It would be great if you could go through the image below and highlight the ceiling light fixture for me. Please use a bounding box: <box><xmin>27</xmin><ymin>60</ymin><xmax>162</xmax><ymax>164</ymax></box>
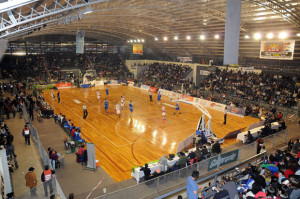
<box><xmin>278</xmin><ymin>31</ymin><xmax>288</xmax><ymax>39</ymax></box>
<box><xmin>244</xmin><ymin>35</ymin><xmax>250</xmax><ymax>39</ymax></box>
<box><xmin>254</xmin><ymin>33</ymin><xmax>261</xmax><ymax>40</ymax></box>
<box><xmin>200</xmin><ymin>35</ymin><xmax>205</xmax><ymax>40</ymax></box>
<box><xmin>266</xmin><ymin>32</ymin><xmax>274</xmax><ymax>39</ymax></box>
<box><xmin>154</xmin><ymin>37</ymin><xmax>158</xmax><ymax>41</ymax></box>
<box><xmin>215</xmin><ymin>35</ymin><xmax>219</xmax><ymax>39</ymax></box>
<box><xmin>141</xmin><ymin>39</ymin><xmax>144</xmax><ymax>42</ymax></box>
<box><xmin>186</xmin><ymin>35</ymin><xmax>191</xmax><ymax>40</ymax></box>
<box><xmin>174</xmin><ymin>36</ymin><xmax>178</xmax><ymax>40</ymax></box>
<box><xmin>163</xmin><ymin>36</ymin><xmax>168</xmax><ymax>41</ymax></box>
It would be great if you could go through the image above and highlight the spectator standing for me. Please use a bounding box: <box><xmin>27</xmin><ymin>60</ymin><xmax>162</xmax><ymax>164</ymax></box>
<box><xmin>287</xmin><ymin>139</ymin><xmax>294</xmax><ymax>152</ymax></box>
<box><xmin>224</xmin><ymin>107</ymin><xmax>227</xmax><ymax>125</ymax></box>
<box><xmin>292</xmin><ymin>139</ymin><xmax>299</xmax><ymax>155</ymax></box>
<box><xmin>140</xmin><ymin>163</ymin><xmax>151</xmax><ymax>181</ymax></box>
<box><xmin>25</xmin><ymin>167</ymin><xmax>37</xmax><ymax>197</ymax></box>
<box><xmin>223</xmin><ymin>177</ymin><xmax>238</xmax><ymax>199</ymax></box>
<box><xmin>82</xmin><ymin>104</ymin><xmax>88</xmax><ymax>119</ymax></box>
<box><xmin>257</xmin><ymin>136</ymin><xmax>264</xmax><ymax>154</ymax></box>
<box><xmin>41</xmin><ymin>165</ymin><xmax>55</xmax><ymax>198</ymax></box>
<box><xmin>22</xmin><ymin>124</ymin><xmax>31</xmax><ymax>145</ymax></box>
<box><xmin>186</xmin><ymin>170</ymin><xmax>201</xmax><ymax>199</ymax></box>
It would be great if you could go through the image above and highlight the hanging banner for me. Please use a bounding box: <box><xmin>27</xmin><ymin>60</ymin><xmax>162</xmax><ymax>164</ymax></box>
<box><xmin>76</xmin><ymin>30</ymin><xmax>85</xmax><ymax>54</ymax></box>
<box><xmin>200</xmin><ymin>70</ymin><xmax>210</xmax><ymax>76</ymax></box>
<box><xmin>177</xmin><ymin>56</ymin><xmax>192</xmax><ymax>63</ymax></box>
<box><xmin>86</xmin><ymin>143</ymin><xmax>96</xmax><ymax>169</ymax></box>
<box><xmin>133</xmin><ymin>44</ymin><xmax>143</xmax><ymax>55</ymax></box>
<box><xmin>260</xmin><ymin>40</ymin><xmax>295</xmax><ymax>60</ymax></box>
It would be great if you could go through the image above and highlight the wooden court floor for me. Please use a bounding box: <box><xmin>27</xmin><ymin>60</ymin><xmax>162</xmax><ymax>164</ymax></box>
<box><xmin>42</xmin><ymin>86</ymin><xmax>258</xmax><ymax>182</ymax></box>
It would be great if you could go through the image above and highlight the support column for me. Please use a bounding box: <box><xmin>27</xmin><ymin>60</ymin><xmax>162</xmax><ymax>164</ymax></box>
<box><xmin>223</xmin><ymin>0</ymin><xmax>242</xmax><ymax>65</ymax></box>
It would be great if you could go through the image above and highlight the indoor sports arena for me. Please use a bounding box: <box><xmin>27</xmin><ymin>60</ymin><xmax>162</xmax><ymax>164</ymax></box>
<box><xmin>0</xmin><ymin>0</ymin><xmax>299</xmax><ymax>199</ymax></box>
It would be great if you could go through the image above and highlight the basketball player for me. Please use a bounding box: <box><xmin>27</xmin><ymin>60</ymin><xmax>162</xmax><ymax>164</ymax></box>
<box><xmin>51</xmin><ymin>90</ymin><xmax>55</xmax><ymax>99</ymax></box>
<box><xmin>104</xmin><ymin>98</ymin><xmax>109</xmax><ymax>114</ymax></box>
<box><xmin>106</xmin><ymin>87</ymin><xmax>109</xmax><ymax>96</ymax></box>
<box><xmin>121</xmin><ymin>96</ymin><xmax>125</xmax><ymax>110</ymax></box>
<box><xmin>157</xmin><ymin>92</ymin><xmax>161</xmax><ymax>104</ymax></box>
<box><xmin>161</xmin><ymin>105</ymin><xmax>166</xmax><ymax>120</ymax></box>
<box><xmin>129</xmin><ymin>101</ymin><xmax>133</xmax><ymax>117</ymax></box>
<box><xmin>57</xmin><ymin>91</ymin><xmax>60</xmax><ymax>103</ymax></box>
<box><xmin>115</xmin><ymin>101</ymin><xmax>121</xmax><ymax>118</ymax></box>
<box><xmin>96</xmin><ymin>89</ymin><xmax>100</xmax><ymax>103</ymax></box>
<box><xmin>174</xmin><ymin>102</ymin><xmax>181</xmax><ymax>114</ymax></box>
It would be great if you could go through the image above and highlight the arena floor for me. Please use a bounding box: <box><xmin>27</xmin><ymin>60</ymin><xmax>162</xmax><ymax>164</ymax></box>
<box><xmin>42</xmin><ymin>86</ymin><xmax>259</xmax><ymax>182</ymax></box>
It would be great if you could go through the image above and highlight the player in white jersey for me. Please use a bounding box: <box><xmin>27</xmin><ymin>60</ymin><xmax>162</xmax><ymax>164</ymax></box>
<box><xmin>51</xmin><ymin>90</ymin><xmax>55</xmax><ymax>99</ymax></box>
<box><xmin>161</xmin><ymin>105</ymin><xmax>166</xmax><ymax>120</ymax></box>
<box><xmin>115</xmin><ymin>101</ymin><xmax>121</xmax><ymax>118</ymax></box>
<box><xmin>96</xmin><ymin>89</ymin><xmax>101</xmax><ymax>103</ymax></box>
<box><xmin>121</xmin><ymin>96</ymin><xmax>125</xmax><ymax>110</ymax></box>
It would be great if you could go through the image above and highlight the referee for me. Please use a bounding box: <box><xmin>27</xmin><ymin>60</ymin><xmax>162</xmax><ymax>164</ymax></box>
<box><xmin>83</xmin><ymin>104</ymin><xmax>88</xmax><ymax>119</ymax></box>
<box><xmin>224</xmin><ymin>107</ymin><xmax>227</xmax><ymax>124</ymax></box>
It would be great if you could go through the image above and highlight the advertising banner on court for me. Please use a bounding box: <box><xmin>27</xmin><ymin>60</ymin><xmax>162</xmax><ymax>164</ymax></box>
<box><xmin>208</xmin><ymin>149</ymin><xmax>239</xmax><ymax>171</ymax></box>
<box><xmin>128</xmin><ymin>81</ymin><xmax>134</xmax><ymax>87</ymax></box>
<box><xmin>56</xmin><ymin>82</ymin><xmax>71</xmax><ymax>89</ymax></box>
<box><xmin>86</xmin><ymin>142</ymin><xmax>96</xmax><ymax>170</ymax></box>
<box><xmin>227</xmin><ymin>106</ymin><xmax>245</xmax><ymax>116</ymax></box>
<box><xmin>148</xmin><ymin>87</ymin><xmax>158</xmax><ymax>93</ymax></box>
<box><xmin>133</xmin><ymin>44</ymin><xmax>143</xmax><ymax>55</ymax></box>
<box><xmin>36</xmin><ymin>84</ymin><xmax>56</xmax><ymax>89</ymax></box>
<box><xmin>108</xmin><ymin>80</ymin><xmax>119</xmax><ymax>85</ymax></box>
<box><xmin>260</xmin><ymin>40</ymin><xmax>295</xmax><ymax>60</ymax></box>
<box><xmin>158</xmin><ymin>89</ymin><xmax>166</xmax><ymax>96</ymax></box>
<box><xmin>181</xmin><ymin>95</ymin><xmax>194</xmax><ymax>102</ymax></box>
<box><xmin>193</xmin><ymin>98</ymin><xmax>226</xmax><ymax>112</ymax></box>
<box><xmin>141</xmin><ymin>84</ymin><xmax>150</xmax><ymax>91</ymax></box>
<box><xmin>239</xmin><ymin>66</ymin><xmax>254</xmax><ymax>74</ymax></box>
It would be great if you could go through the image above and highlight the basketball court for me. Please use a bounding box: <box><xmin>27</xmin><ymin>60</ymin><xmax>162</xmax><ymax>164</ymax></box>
<box><xmin>42</xmin><ymin>86</ymin><xmax>258</xmax><ymax>182</ymax></box>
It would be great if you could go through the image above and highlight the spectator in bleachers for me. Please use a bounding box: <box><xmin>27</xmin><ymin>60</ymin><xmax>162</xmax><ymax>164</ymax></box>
<box><xmin>158</xmin><ymin>155</ymin><xmax>169</xmax><ymax>172</ymax></box>
<box><xmin>213</xmin><ymin>183</ymin><xmax>230</xmax><ymax>199</ymax></box>
<box><xmin>186</xmin><ymin>170</ymin><xmax>201</xmax><ymax>199</ymax></box>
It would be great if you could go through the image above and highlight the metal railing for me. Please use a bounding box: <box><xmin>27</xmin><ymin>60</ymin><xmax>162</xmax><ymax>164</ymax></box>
<box><xmin>15</xmin><ymin>106</ymin><xmax>66</xmax><ymax>199</ymax></box>
<box><xmin>87</xmin><ymin>129</ymin><xmax>287</xmax><ymax>199</ymax></box>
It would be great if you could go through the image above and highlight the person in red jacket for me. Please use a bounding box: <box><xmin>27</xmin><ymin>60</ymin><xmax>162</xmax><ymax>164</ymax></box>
<box><xmin>41</xmin><ymin>165</ymin><xmax>55</xmax><ymax>197</ymax></box>
<box><xmin>22</xmin><ymin>125</ymin><xmax>31</xmax><ymax>145</ymax></box>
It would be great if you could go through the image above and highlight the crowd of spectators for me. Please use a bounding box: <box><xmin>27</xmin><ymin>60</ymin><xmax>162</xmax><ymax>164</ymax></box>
<box><xmin>1</xmin><ymin>52</ymin><xmax>133</xmax><ymax>85</ymax></box>
<box><xmin>190</xmin><ymin>68</ymin><xmax>299</xmax><ymax>109</ymax></box>
<box><xmin>138</xmin><ymin>62</ymin><xmax>191</xmax><ymax>90</ymax></box>
<box><xmin>186</xmin><ymin>141</ymin><xmax>300</xmax><ymax>199</ymax></box>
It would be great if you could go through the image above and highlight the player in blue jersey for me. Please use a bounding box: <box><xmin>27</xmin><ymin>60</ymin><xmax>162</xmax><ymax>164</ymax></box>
<box><xmin>106</xmin><ymin>87</ymin><xmax>109</xmax><ymax>96</ymax></box>
<box><xmin>129</xmin><ymin>101</ymin><xmax>133</xmax><ymax>117</ymax></box>
<box><xmin>157</xmin><ymin>92</ymin><xmax>161</xmax><ymax>105</ymax></box>
<box><xmin>174</xmin><ymin>102</ymin><xmax>181</xmax><ymax>114</ymax></box>
<box><xmin>104</xmin><ymin>98</ymin><xmax>109</xmax><ymax>114</ymax></box>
